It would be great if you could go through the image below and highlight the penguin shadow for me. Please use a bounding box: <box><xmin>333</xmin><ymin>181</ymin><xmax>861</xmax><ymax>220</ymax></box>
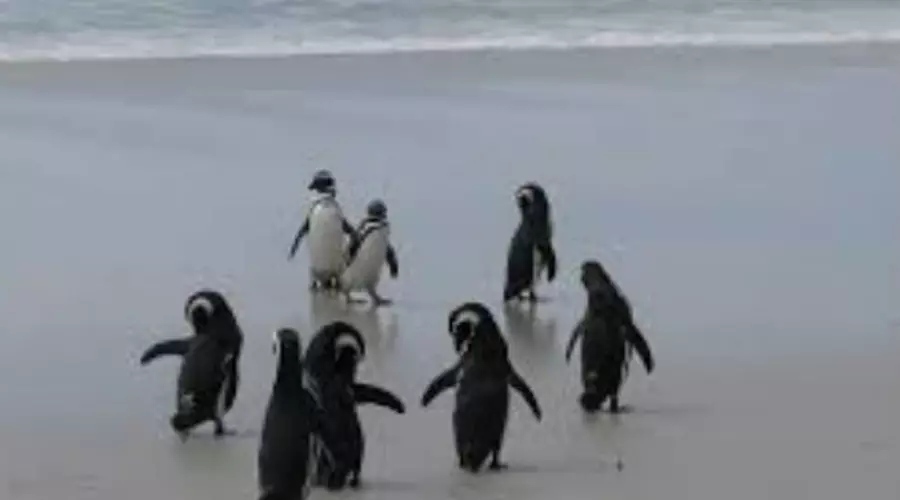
<box><xmin>501</xmin><ymin>303</ymin><xmax>559</xmax><ymax>371</ymax></box>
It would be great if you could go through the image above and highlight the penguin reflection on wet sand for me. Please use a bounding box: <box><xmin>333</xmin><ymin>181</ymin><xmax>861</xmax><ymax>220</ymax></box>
<box><xmin>504</xmin><ymin>182</ymin><xmax>558</xmax><ymax>304</ymax></box>
<box><xmin>422</xmin><ymin>302</ymin><xmax>542</xmax><ymax>473</ymax></box>
<box><xmin>258</xmin><ymin>328</ymin><xmax>339</xmax><ymax>500</ymax></box>
<box><xmin>304</xmin><ymin>321</ymin><xmax>406</xmax><ymax>490</ymax></box>
<box><xmin>340</xmin><ymin>199</ymin><xmax>399</xmax><ymax>307</ymax></box>
<box><xmin>139</xmin><ymin>289</ymin><xmax>244</xmax><ymax>439</ymax></box>
<box><xmin>288</xmin><ymin>169</ymin><xmax>358</xmax><ymax>292</ymax></box>
<box><xmin>565</xmin><ymin>260</ymin><xmax>655</xmax><ymax>414</ymax></box>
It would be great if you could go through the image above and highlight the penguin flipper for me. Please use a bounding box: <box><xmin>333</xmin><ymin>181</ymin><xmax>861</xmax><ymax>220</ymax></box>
<box><xmin>386</xmin><ymin>245</ymin><xmax>399</xmax><ymax>278</ymax></box>
<box><xmin>508</xmin><ymin>368</ymin><xmax>542</xmax><ymax>421</ymax></box>
<box><xmin>342</xmin><ymin>218</ymin><xmax>360</xmax><ymax>249</ymax></box>
<box><xmin>565</xmin><ymin>321</ymin><xmax>585</xmax><ymax>363</ymax></box>
<box><xmin>352</xmin><ymin>383</ymin><xmax>405</xmax><ymax>414</ymax></box>
<box><xmin>421</xmin><ymin>363</ymin><xmax>462</xmax><ymax>407</ymax></box>
<box><xmin>222</xmin><ymin>357</ymin><xmax>240</xmax><ymax>412</ymax></box>
<box><xmin>536</xmin><ymin>239</ymin><xmax>557</xmax><ymax>282</ymax></box>
<box><xmin>140</xmin><ymin>337</ymin><xmax>191</xmax><ymax>365</ymax></box>
<box><xmin>288</xmin><ymin>217</ymin><xmax>310</xmax><ymax>259</ymax></box>
<box><xmin>626</xmin><ymin>326</ymin><xmax>655</xmax><ymax>374</ymax></box>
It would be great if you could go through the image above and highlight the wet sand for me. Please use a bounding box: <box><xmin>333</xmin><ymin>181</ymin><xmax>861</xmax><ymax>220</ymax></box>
<box><xmin>1</xmin><ymin>43</ymin><xmax>898</xmax><ymax>499</ymax></box>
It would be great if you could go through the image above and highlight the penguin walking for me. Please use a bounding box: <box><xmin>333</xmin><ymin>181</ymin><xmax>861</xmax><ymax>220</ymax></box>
<box><xmin>503</xmin><ymin>182</ymin><xmax>557</xmax><ymax>304</ymax></box>
<box><xmin>304</xmin><ymin>321</ymin><xmax>405</xmax><ymax>490</ymax></box>
<box><xmin>421</xmin><ymin>302</ymin><xmax>542</xmax><ymax>472</ymax></box>
<box><xmin>257</xmin><ymin>328</ymin><xmax>339</xmax><ymax>500</ymax></box>
<box><xmin>139</xmin><ymin>289</ymin><xmax>244</xmax><ymax>438</ymax></box>
<box><xmin>340</xmin><ymin>199</ymin><xmax>399</xmax><ymax>307</ymax></box>
<box><xmin>288</xmin><ymin>170</ymin><xmax>358</xmax><ymax>292</ymax></box>
<box><xmin>565</xmin><ymin>260</ymin><xmax>654</xmax><ymax>413</ymax></box>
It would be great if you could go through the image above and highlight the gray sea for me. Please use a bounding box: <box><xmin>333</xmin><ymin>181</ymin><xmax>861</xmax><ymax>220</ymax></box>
<box><xmin>1</xmin><ymin>0</ymin><xmax>900</xmax><ymax>60</ymax></box>
<box><xmin>1</xmin><ymin>1</ymin><xmax>899</xmax><ymax>500</ymax></box>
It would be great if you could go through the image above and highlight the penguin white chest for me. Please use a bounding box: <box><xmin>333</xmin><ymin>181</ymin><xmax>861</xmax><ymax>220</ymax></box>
<box><xmin>307</xmin><ymin>203</ymin><xmax>346</xmax><ymax>274</ymax></box>
<box><xmin>342</xmin><ymin>226</ymin><xmax>390</xmax><ymax>291</ymax></box>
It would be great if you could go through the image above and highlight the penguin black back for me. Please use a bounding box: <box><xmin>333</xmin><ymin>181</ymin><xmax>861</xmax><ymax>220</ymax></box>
<box><xmin>258</xmin><ymin>328</ymin><xmax>337</xmax><ymax>500</ymax></box>
<box><xmin>504</xmin><ymin>183</ymin><xmax>557</xmax><ymax>303</ymax></box>
<box><xmin>566</xmin><ymin>260</ymin><xmax>654</xmax><ymax>413</ymax></box>
<box><xmin>139</xmin><ymin>289</ymin><xmax>244</xmax><ymax>438</ymax></box>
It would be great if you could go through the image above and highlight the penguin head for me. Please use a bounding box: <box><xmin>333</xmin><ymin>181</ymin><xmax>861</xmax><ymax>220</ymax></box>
<box><xmin>581</xmin><ymin>260</ymin><xmax>613</xmax><ymax>294</ymax></box>
<box><xmin>515</xmin><ymin>182</ymin><xmax>550</xmax><ymax>222</ymax></box>
<box><xmin>366</xmin><ymin>199</ymin><xmax>388</xmax><ymax>220</ymax></box>
<box><xmin>184</xmin><ymin>294</ymin><xmax>216</xmax><ymax>332</ymax></box>
<box><xmin>448</xmin><ymin>302</ymin><xmax>496</xmax><ymax>354</ymax></box>
<box><xmin>319</xmin><ymin>321</ymin><xmax>365</xmax><ymax>378</ymax></box>
<box><xmin>334</xmin><ymin>331</ymin><xmax>363</xmax><ymax>377</ymax></box>
<box><xmin>272</xmin><ymin>328</ymin><xmax>303</xmax><ymax>363</ymax></box>
<box><xmin>515</xmin><ymin>185</ymin><xmax>535</xmax><ymax>214</ymax></box>
<box><xmin>308</xmin><ymin>169</ymin><xmax>337</xmax><ymax>196</ymax></box>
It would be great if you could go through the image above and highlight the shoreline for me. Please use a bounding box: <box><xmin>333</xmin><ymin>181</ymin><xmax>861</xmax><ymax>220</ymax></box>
<box><xmin>0</xmin><ymin>37</ymin><xmax>898</xmax><ymax>69</ymax></box>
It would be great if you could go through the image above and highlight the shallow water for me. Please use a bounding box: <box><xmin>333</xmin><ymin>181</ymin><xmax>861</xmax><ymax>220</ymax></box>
<box><xmin>1</xmin><ymin>45</ymin><xmax>899</xmax><ymax>499</ymax></box>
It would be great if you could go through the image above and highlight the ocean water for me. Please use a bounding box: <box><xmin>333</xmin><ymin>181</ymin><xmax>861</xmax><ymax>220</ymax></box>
<box><xmin>1</xmin><ymin>0</ymin><xmax>900</xmax><ymax>61</ymax></box>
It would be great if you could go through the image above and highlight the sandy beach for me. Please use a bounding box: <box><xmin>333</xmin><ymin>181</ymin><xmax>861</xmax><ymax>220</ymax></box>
<box><xmin>1</xmin><ymin>43</ymin><xmax>898</xmax><ymax>499</ymax></box>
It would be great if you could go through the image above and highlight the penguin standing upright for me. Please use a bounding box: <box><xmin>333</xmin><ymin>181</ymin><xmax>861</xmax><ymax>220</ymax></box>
<box><xmin>257</xmin><ymin>328</ymin><xmax>339</xmax><ymax>500</ymax></box>
<box><xmin>303</xmin><ymin>321</ymin><xmax>405</xmax><ymax>490</ymax></box>
<box><xmin>421</xmin><ymin>302</ymin><xmax>542</xmax><ymax>473</ymax></box>
<box><xmin>565</xmin><ymin>260</ymin><xmax>655</xmax><ymax>413</ymax></box>
<box><xmin>288</xmin><ymin>170</ymin><xmax>358</xmax><ymax>292</ymax></box>
<box><xmin>504</xmin><ymin>182</ymin><xmax>557</xmax><ymax>304</ymax></box>
<box><xmin>340</xmin><ymin>199</ymin><xmax>399</xmax><ymax>307</ymax></box>
<box><xmin>139</xmin><ymin>289</ymin><xmax>244</xmax><ymax>438</ymax></box>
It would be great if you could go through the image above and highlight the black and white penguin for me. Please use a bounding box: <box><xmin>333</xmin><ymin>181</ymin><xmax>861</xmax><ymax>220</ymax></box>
<box><xmin>304</xmin><ymin>321</ymin><xmax>405</xmax><ymax>490</ymax></box>
<box><xmin>340</xmin><ymin>199</ymin><xmax>399</xmax><ymax>307</ymax></box>
<box><xmin>139</xmin><ymin>290</ymin><xmax>243</xmax><ymax>438</ymax></box>
<box><xmin>503</xmin><ymin>182</ymin><xmax>558</xmax><ymax>304</ymax></box>
<box><xmin>422</xmin><ymin>302</ymin><xmax>542</xmax><ymax>473</ymax></box>
<box><xmin>288</xmin><ymin>169</ymin><xmax>358</xmax><ymax>292</ymax></box>
<box><xmin>565</xmin><ymin>260</ymin><xmax>654</xmax><ymax>413</ymax></box>
<box><xmin>257</xmin><ymin>328</ymin><xmax>339</xmax><ymax>500</ymax></box>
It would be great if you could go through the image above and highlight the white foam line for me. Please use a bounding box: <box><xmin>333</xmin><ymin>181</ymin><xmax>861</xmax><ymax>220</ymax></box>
<box><xmin>1</xmin><ymin>30</ymin><xmax>900</xmax><ymax>63</ymax></box>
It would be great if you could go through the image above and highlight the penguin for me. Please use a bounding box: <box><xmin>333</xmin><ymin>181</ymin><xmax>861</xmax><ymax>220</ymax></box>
<box><xmin>303</xmin><ymin>321</ymin><xmax>406</xmax><ymax>490</ymax></box>
<box><xmin>139</xmin><ymin>289</ymin><xmax>244</xmax><ymax>439</ymax></box>
<box><xmin>565</xmin><ymin>260</ymin><xmax>654</xmax><ymax>413</ymax></box>
<box><xmin>503</xmin><ymin>182</ymin><xmax>557</xmax><ymax>304</ymax></box>
<box><xmin>288</xmin><ymin>169</ymin><xmax>358</xmax><ymax>292</ymax></box>
<box><xmin>257</xmin><ymin>328</ymin><xmax>339</xmax><ymax>500</ymax></box>
<box><xmin>421</xmin><ymin>302</ymin><xmax>542</xmax><ymax>473</ymax></box>
<box><xmin>340</xmin><ymin>199</ymin><xmax>399</xmax><ymax>307</ymax></box>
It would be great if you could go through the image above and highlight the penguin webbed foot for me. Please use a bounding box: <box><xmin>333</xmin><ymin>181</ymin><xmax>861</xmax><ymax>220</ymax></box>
<box><xmin>213</xmin><ymin>419</ymin><xmax>235</xmax><ymax>438</ymax></box>
<box><xmin>348</xmin><ymin>470</ymin><xmax>361</xmax><ymax>489</ymax></box>
<box><xmin>579</xmin><ymin>392</ymin><xmax>605</xmax><ymax>413</ymax></box>
<box><xmin>367</xmin><ymin>289</ymin><xmax>392</xmax><ymax>307</ymax></box>
<box><xmin>608</xmin><ymin>399</ymin><xmax>633</xmax><ymax>414</ymax></box>
<box><xmin>488</xmin><ymin>452</ymin><xmax>508</xmax><ymax>471</ymax></box>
